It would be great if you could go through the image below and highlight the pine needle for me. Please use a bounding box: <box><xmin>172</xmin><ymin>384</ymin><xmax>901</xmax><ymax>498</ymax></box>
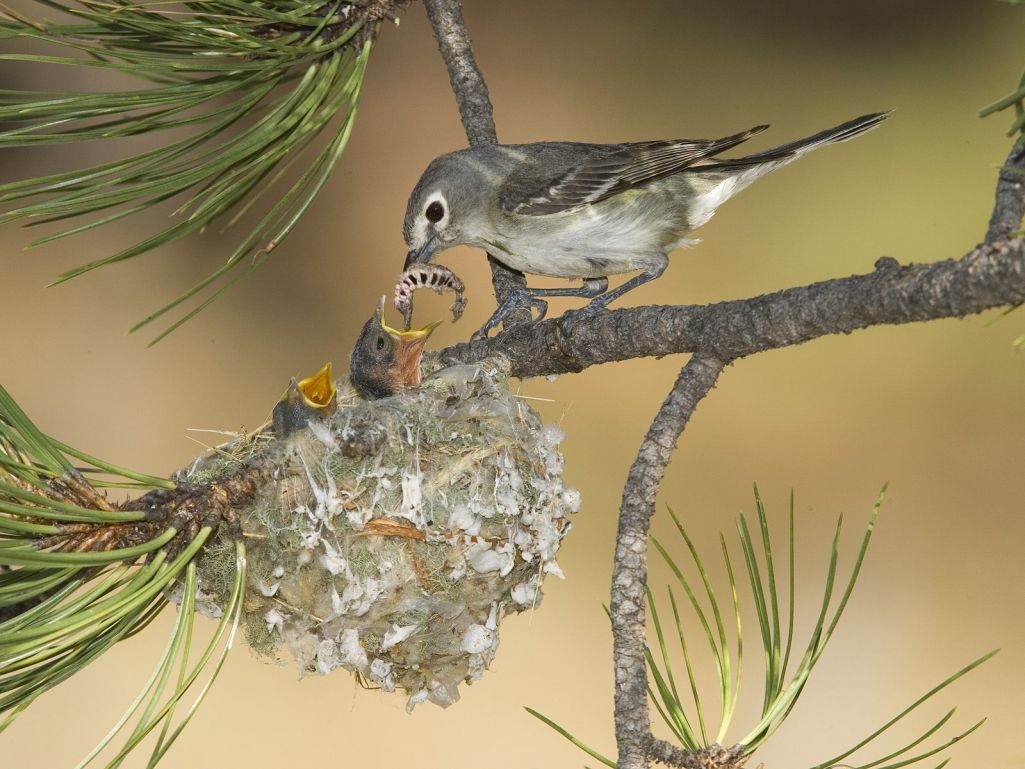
<box><xmin>1</xmin><ymin>1</ymin><xmax>382</xmax><ymax>341</ymax></box>
<box><xmin>531</xmin><ymin>488</ymin><xmax>992</xmax><ymax>769</ymax></box>
<box><xmin>0</xmin><ymin>380</ymin><xmax>242</xmax><ymax>767</ymax></box>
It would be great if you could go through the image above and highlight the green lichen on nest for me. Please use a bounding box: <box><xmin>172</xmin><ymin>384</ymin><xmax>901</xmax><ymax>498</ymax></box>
<box><xmin>181</xmin><ymin>360</ymin><xmax>578</xmax><ymax>710</ymax></box>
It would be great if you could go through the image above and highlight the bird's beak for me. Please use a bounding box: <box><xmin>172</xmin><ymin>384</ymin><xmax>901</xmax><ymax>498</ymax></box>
<box><xmin>273</xmin><ymin>361</ymin><xmax>337</xmax><ymax>438</ymax></box>
<box><xmin>377</xmin><ymin>297</ymin><xmax>442</xmax><ymax>389</ymax></box>
<box><xmin>404</xmin><ymin>238</ymin><xmax>436</xmax><ymax>270</ymax></box>
<box><xmin>295</xmin><ymin>361</ymin><xmax>338</xmax><ymax>416</ymax></box>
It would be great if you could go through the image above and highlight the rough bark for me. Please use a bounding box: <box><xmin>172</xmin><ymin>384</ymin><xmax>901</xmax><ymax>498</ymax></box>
<box><xmin>422</xmin><ymin>0</ymin><xmax>531</xmax><ymax>327</ymax></box>
<box><xmin>437</xmin><ymin>238</ymin><xmax>1025</xmax><ymax>377</ymax></box>
<box><xmin>611</xmin><ymin>355</ymin><xmax>725</xmax><ymax>768</ymax></box>
<box><xmin>985</xmin><ymin>142</ymin><xmax>1025</xmax><ymax>242</ymax></box>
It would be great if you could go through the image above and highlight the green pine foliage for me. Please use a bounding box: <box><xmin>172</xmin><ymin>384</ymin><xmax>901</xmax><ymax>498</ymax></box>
<box><xmin>528</xmin><ymin>488</ymin><xmax>994</xmax><ymax>768</ymax></box>
<box><xmin>0</xmin><ymin>0</ymin><xmax>378</xmax><ymax>343</ymax></box>
<box><xmin>0</xmin><ymin>382</ymin><xmax>245</xmax><ymax>767</ymax></box>
<box><xmin>980</xmin><ymin>74</ymin><xmax>1025</xmax><ymax>139</ymax></box>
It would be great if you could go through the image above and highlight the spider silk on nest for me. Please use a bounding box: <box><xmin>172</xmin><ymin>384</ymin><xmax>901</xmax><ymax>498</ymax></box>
<box><xmin>174</xmin><ymin>357</ymin><xmax>579</xmax><ymax>711</ymax></box>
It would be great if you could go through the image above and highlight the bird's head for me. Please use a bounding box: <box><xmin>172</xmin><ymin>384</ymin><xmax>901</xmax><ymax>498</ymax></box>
<box><xmin>403</xmin><ymin>151</ymin><xmax>492</xmax><ymax>269</ymax></box>
<box><xmin>272</xmin><ymin>362</ymin><xmax>338</xmax><ymax>438</ymax></box>
<box><xmin>349</xmin><ymin>297</ymin><xmax>442</xmax><ymax>400</ymax></box>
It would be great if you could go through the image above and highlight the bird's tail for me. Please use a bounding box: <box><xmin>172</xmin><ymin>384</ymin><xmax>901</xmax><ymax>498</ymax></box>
<box><xmin>697</xmin><ymin>111</ymin><xmax>890</xmax><ymax>171</ymax></box>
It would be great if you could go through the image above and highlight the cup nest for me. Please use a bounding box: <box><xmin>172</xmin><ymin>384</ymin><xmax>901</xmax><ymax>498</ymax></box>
<box><xmin>180</xmin><ymin>359</ymin><xmax>578</xmax><ymax>710</ymax></box>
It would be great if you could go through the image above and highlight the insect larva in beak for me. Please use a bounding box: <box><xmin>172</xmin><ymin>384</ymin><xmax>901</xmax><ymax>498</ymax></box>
<box><xmin>393</xmin><ymin>263</ymin><xmax>467</xmax><ymax>330</ymax></box>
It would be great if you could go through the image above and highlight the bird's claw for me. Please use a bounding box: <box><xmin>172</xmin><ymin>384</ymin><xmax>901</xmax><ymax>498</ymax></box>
<box><xmin>566</xmin><ymin>294</ymin><xmax>613</xmax><ymax>319</ymax></box>
<box><xmin>472</xmin><ymin>290</ymin><xmax>547</xmax><ymax>340</ymax></box>
<box><xmin>532</xmin><ymin>296</ymin><xmax>550</xmax><ymax>322</ymax></box>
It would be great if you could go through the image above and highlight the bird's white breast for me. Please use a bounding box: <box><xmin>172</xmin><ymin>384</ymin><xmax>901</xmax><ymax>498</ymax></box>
<box><xmin>491</xmin><ymin>190</ymin><xmax>688</xmax><ymax>278</ymax></box>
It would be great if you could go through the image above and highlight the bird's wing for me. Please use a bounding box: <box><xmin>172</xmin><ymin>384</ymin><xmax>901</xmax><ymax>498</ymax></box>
<box><xmin>501</xmin><ymin>126</ymin><xmax>769</xmax><ymax>216</ymax></box>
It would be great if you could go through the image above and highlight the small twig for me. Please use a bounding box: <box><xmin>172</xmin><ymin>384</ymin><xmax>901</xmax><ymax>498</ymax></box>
<box><xmin>420</xmin><ymin>0</ymin><xmax>496</xmax><ymax>145</ymax></box>
<box><xmin>49</xmin><ymin>471</ymin><xmax>116</xmax><ymax>512</ymax></box>
<box><xmin>985</xmin><ymin>143</ymin><xmax>1025</xmax><ymax>242</ymax></box>
<box><xmin>610</xmin><ymin>354</ymin><xmax>726</xmax><ymax>769</ymax></box>
<box><xmin>421</xmin><ymin>0</ymin><xmax>531</xmax><ymax>328</ymax></box>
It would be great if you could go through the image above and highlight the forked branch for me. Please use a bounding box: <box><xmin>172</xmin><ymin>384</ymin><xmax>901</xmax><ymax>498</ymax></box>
<box><xmin>420</xmin><ymin>3</ymin><xmax>1025</xmax><ymax>768</ymax></box>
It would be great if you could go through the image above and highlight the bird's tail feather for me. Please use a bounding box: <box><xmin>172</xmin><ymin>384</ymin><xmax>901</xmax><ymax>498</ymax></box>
<box><xmin>697</xmin><ymin>111</ymin><xmax>890</xmax><ymax>171</ymax></box>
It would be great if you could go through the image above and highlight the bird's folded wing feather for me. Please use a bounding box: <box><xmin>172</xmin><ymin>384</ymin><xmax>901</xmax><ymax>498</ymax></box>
<box><xmin>501</xmin><ymin>125</ymin><xmax>768</xmax><ymax>216</ymax></box>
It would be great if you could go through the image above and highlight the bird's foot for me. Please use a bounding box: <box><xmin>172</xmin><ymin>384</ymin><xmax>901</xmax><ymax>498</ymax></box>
<box><xmin>567</xmin><ymin>264</ymin><xmax>667</xmax><ymax>319</ymax></box>
<box><xmin>572</xmin><ymin>294</ymin><xmax>615</xmax><ymax>317</ymax></box>
<box><xmin>562</xmin><ymin>289</ymin><xmax>621</xmax><ymax>324</ymax></box>
<box><xmin>472</xmin><ymin>290</ymin><xmax>548</xmax><ymax>340</ymax></box>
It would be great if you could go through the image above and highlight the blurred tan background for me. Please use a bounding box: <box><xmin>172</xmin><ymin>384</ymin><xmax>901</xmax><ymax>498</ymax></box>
<box><xmin>2</xmin><ymin>1</ymin><xmax>1024</xmax><ymax>767</ymax></box>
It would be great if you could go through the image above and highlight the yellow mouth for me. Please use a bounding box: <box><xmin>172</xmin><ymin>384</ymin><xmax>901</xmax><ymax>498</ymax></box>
<box><xmin>296</xmin><ymin>361</ymin><xmax>337</xmax><ymax>414</ymax></box>
<box><xmin>376</xmin><ymin>296</ymin><xmax>442</xmax><ymax>341</ymax></box>
<box><xmin>374</xmin><ymin>296</ymin><xmax>440</xmax><ymax>389</ymax></box>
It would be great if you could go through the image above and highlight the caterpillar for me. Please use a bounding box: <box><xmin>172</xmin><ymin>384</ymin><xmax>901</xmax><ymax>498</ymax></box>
<box><xmin>394</xmin><ymin>264</ymin><xmax>467</xmax><ymax>330</ymax></box>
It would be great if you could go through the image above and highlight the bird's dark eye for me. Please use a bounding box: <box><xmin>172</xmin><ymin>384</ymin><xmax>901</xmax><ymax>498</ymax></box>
<box><xmin>425</xmin><ymin>200</ymin><xmax>445</xmax><ymax>223</ymax></box>
<box><xmin>375</xmin><ymin>335</ymin><xmax>386</xmax><ymax>351</ymax></box>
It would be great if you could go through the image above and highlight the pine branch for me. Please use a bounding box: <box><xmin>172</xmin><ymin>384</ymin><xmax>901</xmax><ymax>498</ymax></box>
<box><xmin>610</xmin><ymin>354</ymin><xmax>725</xmax><ymax>769</ymax></box>
<box><xmin>0</xmin><ymin>0</ymin><xmax>403</xmax><ymax>342</ymax></box>
<box><xmin>422</xmin><ymin>0</ymin><xmax>531</xmax><ymax>329</ymax></box>
<box><xmin>437</xmin><ymin>231</ymin><xmax>1025</xmax><ymax>377</ymax></box>
<box><xmin>0</xmin><ymin>383</ymin><xmax>249</xmax><ymax>764</ymax></box>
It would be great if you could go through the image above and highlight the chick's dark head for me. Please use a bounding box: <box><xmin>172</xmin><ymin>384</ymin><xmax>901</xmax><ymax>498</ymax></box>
<box><xmin>350</xmin><ymin>297</ymin><xmax>441</xmax><ymax>400</ymax></box>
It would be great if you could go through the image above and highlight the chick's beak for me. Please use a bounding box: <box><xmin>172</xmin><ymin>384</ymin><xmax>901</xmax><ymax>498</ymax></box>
<box><xmin>382</xmin><ymin>316</ymin><xmax>442</xmax><ymax>389</ymax></box>
<box><xmin>296</xmin><ymin>362</ymin><xmax>337</xmax><ymax>416</ymax></box>
<box><xmin>272</xmin><ymin>362</ymin><xmax>336</xmax><ymax>439</ymax></box>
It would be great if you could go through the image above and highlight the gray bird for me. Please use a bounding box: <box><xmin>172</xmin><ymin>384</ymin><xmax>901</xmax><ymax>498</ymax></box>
<box><xmin>403</xmin><ymin>112</ymin><xmax>889</xmax><ymax>336</ymax></box>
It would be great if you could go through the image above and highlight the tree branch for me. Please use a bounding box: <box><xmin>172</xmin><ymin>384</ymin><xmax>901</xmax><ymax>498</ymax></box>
<box><xmin>986</xmin><ymin>143</ymin><xmax>1025</xmax><ymax>242</ymax></box>
<box><xmin>437</xmin><ymin>238</ymin><xmax>1025</xmax><ymax>377</ymax></box>
<box><xmin>419</xmin><ymin>9</ymin><xmax>1025</xmax><ymax>768</ymax></box>
<box><xmin>422</xmin><ymin>0</ymin><xmax>530</xmax><ymax>327</ymax></box>
<box><xmin>420</xmin><ymin>0</ymin><xmax>495</xmax><ymax>145</ymax></box>
<box><xmin>610</xmin><ymin>354</ymin><xmax>726</xmax><ymax>769</ymax></box>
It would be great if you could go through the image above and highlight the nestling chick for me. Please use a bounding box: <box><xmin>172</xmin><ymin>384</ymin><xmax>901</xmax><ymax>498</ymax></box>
<box><xmin>272</xmin><ymin>362</ymin><xmax>338</xmax><ymax>438</ymax></box>
<box><xmin>350</xmin><ymin>297</ymin><xmax>441</xmax><ymax>399</ymax></box>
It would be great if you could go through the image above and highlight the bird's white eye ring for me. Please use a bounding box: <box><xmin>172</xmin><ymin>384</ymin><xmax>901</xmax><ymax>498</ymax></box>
<box><xmin>425</xmin><ymin>200</ymin><xmax>445</xmax><ymax>223</ymax></box>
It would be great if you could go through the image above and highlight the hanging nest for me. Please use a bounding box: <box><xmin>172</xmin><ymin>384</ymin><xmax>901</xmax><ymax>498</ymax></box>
<box><xmin>177</xmin><ymin>358</ymin><xmax>578</xmax><ymax>710</ymax></box>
